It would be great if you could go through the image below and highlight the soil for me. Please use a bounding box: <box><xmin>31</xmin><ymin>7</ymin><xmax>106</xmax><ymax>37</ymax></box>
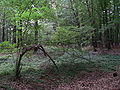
<box><xmin>55</xmin><ymin>71</ymin><xmax>120</xmax><ymax>90</ymax></box>
<box><xmin>0</xmin><ymin>71</ymin><xmax>120</xmax><ymax>90</ymax></box>
<box><xmin>97</xmin><ymin>46</ymin><xmax>120</xmax><ymax>55</ymax></box>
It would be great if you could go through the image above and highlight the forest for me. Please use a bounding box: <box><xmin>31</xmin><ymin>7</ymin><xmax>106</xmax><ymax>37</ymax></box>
<box><xmin>0</xmin><ymin>0</ymin><xmax>120</xmax><ymax>90</ymax></box>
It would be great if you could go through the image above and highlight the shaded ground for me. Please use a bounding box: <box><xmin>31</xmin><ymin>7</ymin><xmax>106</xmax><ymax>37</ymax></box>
<box><xmin>96</xmin><ymin>46</ymin><xmax>120</xmax><ymax>55</ymax></box>
<box><xmin>55</xmin><ymin>71</ymin><xmax>120</xmax><ymax>90</ymax></box>
<box><xmin>1</xmin><ymin>47</ymin><xmax>120</xmax><ymax>90</ymax></box>
<box><xmin>1</xmin><ymin>71</ymin><xmax>120</xmax><ymax>90</ymax></box>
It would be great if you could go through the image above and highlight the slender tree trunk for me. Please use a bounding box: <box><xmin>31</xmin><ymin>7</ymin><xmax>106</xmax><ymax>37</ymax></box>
<box><xmin>2</xmin><ymin>14</ymin><xmax>5</xmax><ymax>42</ymax></box>
<box><xmin>13</xmin><ymin>25</ymin><xmax>17</xmax><ymax>44</ymax></box>
<box><xmin>18</xmin><ymin>21</ymin><xmax>23</xmax><ymax>47</ymax></box>
<box><xmin>35</xmin><ymin>21</ymin><xmax>38</xmax><ymax>44</ymax></box>
<box><xmin>34</xmin><ymin>21</ymin><xmax>39</xmax><ymax>53</ymax></box>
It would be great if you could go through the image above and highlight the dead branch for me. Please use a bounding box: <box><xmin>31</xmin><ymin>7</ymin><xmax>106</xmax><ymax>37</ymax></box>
<box><xmin>15</xmin><ymin>44</ymin><xmax>59</xmax><ymax>79</ymax></box>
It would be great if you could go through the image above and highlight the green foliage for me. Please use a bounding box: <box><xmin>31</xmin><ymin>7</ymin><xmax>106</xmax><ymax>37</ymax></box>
<box><xmin>0</xmin><ymin>0</ymin><xmax>120</xmax><ymax>85</ymax></box>
<box><xmin>0</xmin><ymin>41</ymin><xmax>16</xmax><ymax>53</ymax></box>
<box><xmin>50</xmin><ymin>25</ymin><xmax>93</xmax><ymax>48</ymax></box>
<box><xmin>75</xmin><ymin>25</ymin><xmax>94</xmax><ymax>46</ymax></box>
<box><xmin>51</xmin><ymin>26</ymin><xmax>76</xmax><ymax>46</ymax></box>
<box><xmin>0</xmin><ymin>62</ymin><xmax>14</xmax><ymax>76</ymax></box>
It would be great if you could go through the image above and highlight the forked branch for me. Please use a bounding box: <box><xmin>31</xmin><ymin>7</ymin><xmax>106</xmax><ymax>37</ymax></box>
<box><xmin>15</xmin><ymin>44</ymin><xmax>58</xmax><ymax>79</ymax></box>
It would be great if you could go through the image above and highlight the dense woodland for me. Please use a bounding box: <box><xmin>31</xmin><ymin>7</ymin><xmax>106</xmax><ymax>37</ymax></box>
<box><xmin>0</xmin><ymin>0</ymin><xmax>120</xmax><ymax>50</ymax></box>
<box><xmin>0</xmin><ymin>0</ymin><xmax>120</xmax><ymax>90</ymax></box>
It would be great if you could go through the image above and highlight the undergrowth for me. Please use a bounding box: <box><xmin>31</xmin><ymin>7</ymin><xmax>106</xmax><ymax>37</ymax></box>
<box><xmin>0</xmin><ymin>47</ymin><xmax>120</xmax><ymax>88</ymax></box>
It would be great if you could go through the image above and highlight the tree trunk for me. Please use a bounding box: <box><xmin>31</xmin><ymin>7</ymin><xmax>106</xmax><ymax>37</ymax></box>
<box><xmin>34</xmin><ymin>21</ymin><xmax>39</xmax><ymax>53</ymax></box>
<box><xmin>2</xmin><ymin>14</ymin><xmax>5</xmax><ymax>42</ymax></box>
<box><xmin>18</xmin><ymin>21</ymin><xmax>23</xmax><ymax>47</ymax></box>
<box><xmin>13</xmin><ymin>25</ymin><xmax>17</xmax><ymax>44</ymax></box>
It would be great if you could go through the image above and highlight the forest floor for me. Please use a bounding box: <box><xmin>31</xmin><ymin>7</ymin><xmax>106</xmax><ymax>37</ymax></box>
<box><xmin>97</xmin><ymin>45</ymin><xmax>120</xmax><ymax>55</ymax></box>
<box><xmin>54</xmin><ymin>71</ymin><xmax>120</xmax><ymax>90</ymax></box>
<box><xmin>1</xmin><ymin>47</ymin><xmax>120</xmax><ymax>90</ymax></box>
<box><xmin>0</xmin><ymin>70</ymin><xmax>120</xmax><ymax>90</ymax></box>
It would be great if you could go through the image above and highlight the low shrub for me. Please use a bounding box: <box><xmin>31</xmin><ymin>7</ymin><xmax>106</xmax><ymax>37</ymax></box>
<box><xmin>0</xmin><ymin>41</ymin><xmax>16</xmax><ymax>53</ymax></box>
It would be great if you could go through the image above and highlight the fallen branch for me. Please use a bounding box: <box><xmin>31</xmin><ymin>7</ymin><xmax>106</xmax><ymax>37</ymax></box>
<box><xmin>15</xmin><ymin>44</ymin><xmax>59</xmax><ymax>79</ymax></box>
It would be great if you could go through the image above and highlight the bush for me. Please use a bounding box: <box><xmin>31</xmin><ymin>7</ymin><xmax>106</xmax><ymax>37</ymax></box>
<box><xmin>0</xmin><ymin>41</ymin><xmax>16</xmax><ymax>53</ymax></box>
<box><xmin>50</xmin><ymin>26</ymin><xmax>76</xmax><ymax>46</ymax></box>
